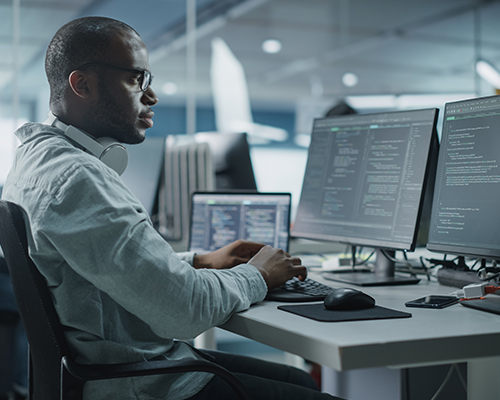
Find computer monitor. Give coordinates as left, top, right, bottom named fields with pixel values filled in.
left=189, top=191, right=291, bottom=253
left=292, top=108, right=439, bottom=286
left=195, top=132, right=257, bottom=191
left=427, top=95, right=500, bottom=260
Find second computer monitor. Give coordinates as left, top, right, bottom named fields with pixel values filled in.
left=292, top=109, right=439, bottom=285
left=195, top=132, right=257, bottom=191
left=427, top=95, right=500, bottom=260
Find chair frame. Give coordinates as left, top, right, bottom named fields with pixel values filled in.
left=0, top=200, right=248, bottom=400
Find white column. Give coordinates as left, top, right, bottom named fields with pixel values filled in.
left=186, top=0, right=197, bottom=135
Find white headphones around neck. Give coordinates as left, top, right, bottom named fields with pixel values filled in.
left=46, top=113, right=128, bottom=175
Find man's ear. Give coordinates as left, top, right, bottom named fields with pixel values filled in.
left=68, top=70, right=95, bottom=99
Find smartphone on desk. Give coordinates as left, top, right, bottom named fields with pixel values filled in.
left=405, top=295, right=458, bottom=309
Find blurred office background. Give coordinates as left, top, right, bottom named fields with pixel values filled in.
left=1, top=0, right=500, bottom=376
left=1, top=0, right=500, bottom=209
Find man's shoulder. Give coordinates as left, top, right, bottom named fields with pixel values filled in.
left=15, top=121, right=60, bottom=141
left=10, top=122, right=119, bottom=199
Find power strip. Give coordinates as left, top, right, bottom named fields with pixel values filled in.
left=437, top=268, right=483, bottom=288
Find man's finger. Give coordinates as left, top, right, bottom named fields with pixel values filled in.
left=291, top=265, right=307, bottom=280
left=290, top=257, right=302, bottom=265
left=238, top=240, right=266, bottom=249
left=233, top=257, right=247, bottom=265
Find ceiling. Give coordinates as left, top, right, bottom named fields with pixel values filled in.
left=1, top=0, right=500, bottom=116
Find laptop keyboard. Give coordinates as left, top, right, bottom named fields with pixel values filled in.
left=266, top=277, right=334, bottom=302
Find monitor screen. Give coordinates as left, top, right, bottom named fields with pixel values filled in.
left=293, top=108, right=439, bottom=252
left=427, top=95, right=500, bottom=259
left=189, top=192, right=291, bottom=252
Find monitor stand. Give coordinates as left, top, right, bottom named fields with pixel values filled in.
left=323, top=249, right=420, bottom=287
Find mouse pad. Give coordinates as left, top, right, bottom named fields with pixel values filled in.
left=277, top=303, right=411, bottom=322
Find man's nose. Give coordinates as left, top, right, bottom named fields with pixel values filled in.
left=142, top=86, right=158, bottom=106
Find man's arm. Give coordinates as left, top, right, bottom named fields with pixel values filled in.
left=34, top=163, right=270, bottom=340
left=192, top=240, right=264, bottom=269
left=193, top=240, right=307, bottom=289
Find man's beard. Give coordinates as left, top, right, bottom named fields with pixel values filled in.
left=89, top=82, right=145, bottom=144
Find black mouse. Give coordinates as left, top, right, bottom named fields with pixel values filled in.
left=324, top=288, right=375, bottom=311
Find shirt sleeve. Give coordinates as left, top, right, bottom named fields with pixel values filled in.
left=176, top=252, right=195, bottom=265
left=34, top=163, right=267, bottom=339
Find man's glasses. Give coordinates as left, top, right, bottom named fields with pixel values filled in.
left=75, top=62, right=153, bottom=92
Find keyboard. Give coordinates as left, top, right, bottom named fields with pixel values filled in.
left=266, top=277, right=334, bottom=302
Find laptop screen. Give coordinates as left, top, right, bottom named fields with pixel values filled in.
left=189, top=192, right=291, bottom=252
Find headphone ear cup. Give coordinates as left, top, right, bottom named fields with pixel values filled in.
left=59, top=124, right=128, bottom=175
left=96, top=138, right=128, bottom=176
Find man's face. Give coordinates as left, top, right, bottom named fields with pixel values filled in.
left=86, top=30, right=158, bottom=144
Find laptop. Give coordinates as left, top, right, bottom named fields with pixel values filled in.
left=188, top=191, right=291, bottom=253
left=189, top=191, right=335, bottom=302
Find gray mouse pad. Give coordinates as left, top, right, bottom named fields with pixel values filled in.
left=278, top=303, right=411, bottom=322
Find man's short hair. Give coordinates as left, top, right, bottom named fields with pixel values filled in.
left=45, top=16, right=138, bottom=107
left=324, top=100, right=357, bottom=117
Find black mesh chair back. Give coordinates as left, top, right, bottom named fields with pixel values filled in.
left=0, top=200, right=70, bottom=399
left=0, top=200, right=249, bottom=400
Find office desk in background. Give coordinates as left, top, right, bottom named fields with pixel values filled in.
left=220, top=272, right=500, bottom=400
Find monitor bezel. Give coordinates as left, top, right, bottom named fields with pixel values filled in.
left=188, top=190, right=292, bottom=252
left=291, top=108, right=440, bottom=252
left=426, top=95, right=500, bottom=260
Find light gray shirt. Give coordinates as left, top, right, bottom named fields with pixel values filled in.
left=2, top=123, right=267, bottom=400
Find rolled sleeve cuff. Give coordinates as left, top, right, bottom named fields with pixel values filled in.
left=176, top=251, right=195, bottom=265
left=235, top=263, right=268, bottom=303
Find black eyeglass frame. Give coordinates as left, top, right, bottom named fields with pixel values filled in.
left=74, top=62, right=153, bottom=92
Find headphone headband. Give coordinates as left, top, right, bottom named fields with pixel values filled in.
left=47, top=114, right=128, bottom=175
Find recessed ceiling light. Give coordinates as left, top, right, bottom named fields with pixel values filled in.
left=161, top=82, right=178, bottom=95
left=262, top=39, right=282, bottom=54
left=342, top=72, right=358, bottom=87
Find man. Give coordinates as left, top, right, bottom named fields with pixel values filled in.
left=1, top=17, right=338, bottom=400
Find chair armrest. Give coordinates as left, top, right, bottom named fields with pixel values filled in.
left=62, top=356, right=249, bottom=400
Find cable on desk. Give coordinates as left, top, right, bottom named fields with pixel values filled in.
left=469, top=258, right=481, bottom=270
left=417, top=256, right=431, bottom=281
left=380, top=249, right=418, bottom=277
left=353, top=250, right=375, bottom=266
left=475, top=262, right=500, bottom=283
left=414, top=257, right=442, bottom=281
left=429, top=254, right=500, bottom=285
left=402, top=250, right=418, bottom=277
left=448, top=282, right=500, bottom=300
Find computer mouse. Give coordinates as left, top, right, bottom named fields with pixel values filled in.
left=324, top=288, right=375, bottom=311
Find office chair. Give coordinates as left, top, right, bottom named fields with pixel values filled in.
left=0, top=200, right=249, bottom=400
left=0, top=308, right=19, bottom=393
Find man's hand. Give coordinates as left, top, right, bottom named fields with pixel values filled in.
left=248, top=246, right=307, bottom=290
left=193, top=240, right=265, bottom=270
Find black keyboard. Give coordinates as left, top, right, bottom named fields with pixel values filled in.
left=266, top=277, right=334, bottom=302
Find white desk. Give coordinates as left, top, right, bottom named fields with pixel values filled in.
left=219, top=273, right=500, bottom=399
